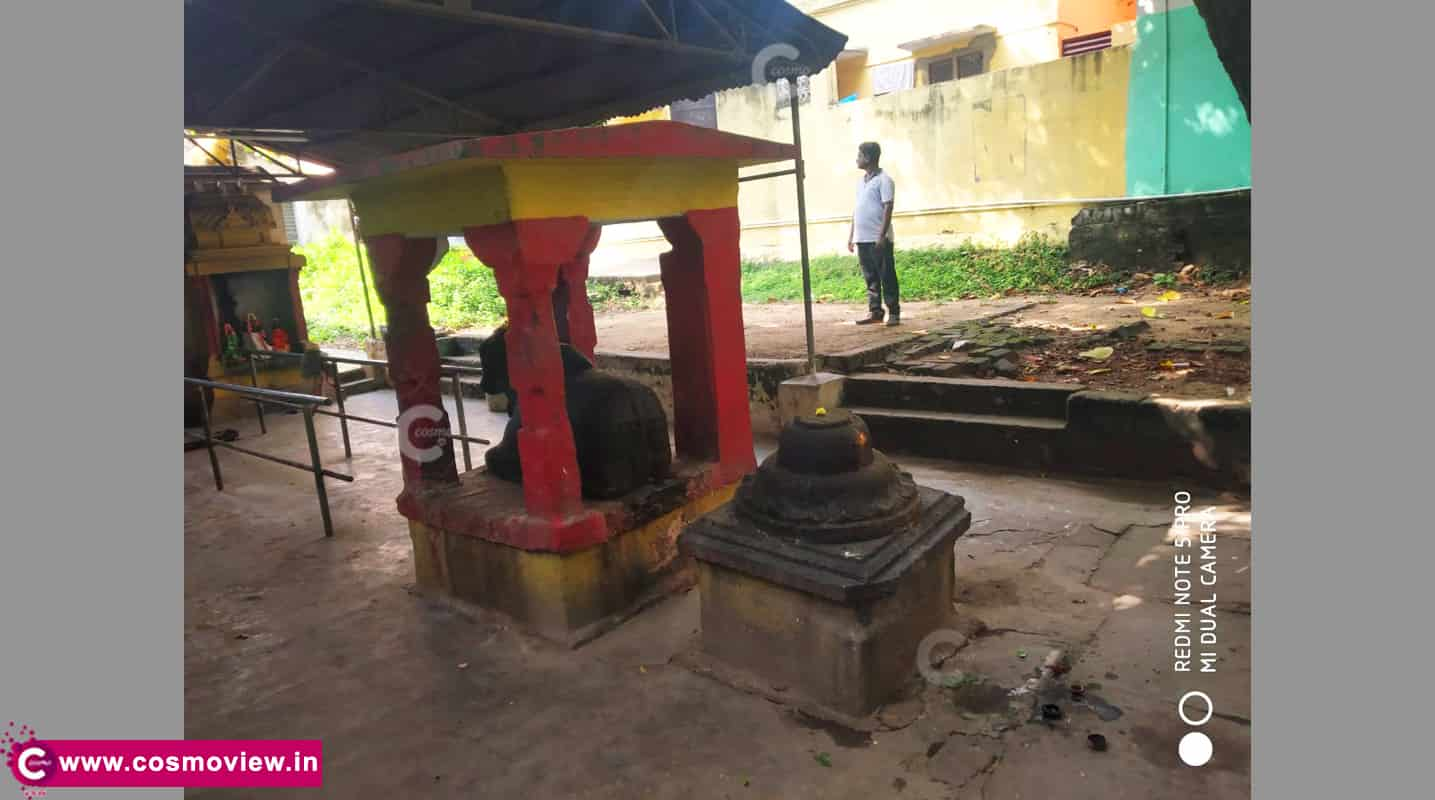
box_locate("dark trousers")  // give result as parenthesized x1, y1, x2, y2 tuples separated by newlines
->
(857, 239, 899, 317)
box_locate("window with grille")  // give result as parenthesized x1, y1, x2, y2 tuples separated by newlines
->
(924, 48, 985, 86)
(1062, 30, 1114, 57)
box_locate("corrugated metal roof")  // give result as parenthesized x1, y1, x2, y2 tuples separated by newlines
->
(185, 0, 847, 168)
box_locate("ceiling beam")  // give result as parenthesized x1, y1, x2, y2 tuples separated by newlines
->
(205, 42, 297, 122)
(637, 0, 675, 39)
(690, 0, 740, 50)
(236, 139, 305, 176)
(235, 27, 496, 133)
(361, 0, 748, 62)
(189, 0, 507, 129)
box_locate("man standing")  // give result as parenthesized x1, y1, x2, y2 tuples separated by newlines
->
(848, 141, 900, 326)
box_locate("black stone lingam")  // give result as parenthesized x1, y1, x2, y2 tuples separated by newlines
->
(734, 409, 920, 544)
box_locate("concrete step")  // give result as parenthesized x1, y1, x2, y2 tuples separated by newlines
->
(843, 374, 1082, 421)
(848, 406, 1066, 470)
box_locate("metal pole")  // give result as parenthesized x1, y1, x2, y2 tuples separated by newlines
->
(330, 359, 352, 460)
(739, 167, 798, 183)
(348, 199, 379, 341)
(197, 386, 223, 491)
(302, 407, 334, 538)
(789, 86, 818, 375)
(247, 354, 267, 434)
(451, 373, 472, 471)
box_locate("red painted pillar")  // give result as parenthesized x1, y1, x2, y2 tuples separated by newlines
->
(366, 234, 460, 491)
(657, 217, 715, 462)
(658, 207, 756, 482)
(465, 217, 592, 519)
(557, 224, 603, 360)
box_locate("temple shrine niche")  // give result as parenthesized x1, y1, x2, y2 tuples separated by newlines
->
(185, 166, 309, 427)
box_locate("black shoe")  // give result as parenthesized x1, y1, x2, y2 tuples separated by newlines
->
(856, 314, 884, 325)
(886, 315, 901, 327)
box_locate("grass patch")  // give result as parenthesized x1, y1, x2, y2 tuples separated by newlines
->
(296, 231, 662, 345)
(297, 230, 1093, 345)
(741, 234, 1092, 304)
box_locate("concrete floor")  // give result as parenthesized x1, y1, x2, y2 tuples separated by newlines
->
(186, 389, 1251, 799)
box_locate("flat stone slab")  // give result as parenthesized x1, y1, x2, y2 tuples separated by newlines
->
(1068, 598, 1252, 720)
(1089, 509, 1251, 612)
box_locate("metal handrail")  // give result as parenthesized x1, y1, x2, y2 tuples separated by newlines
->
(184, 377, 348, 537)
(240, 347, 490, 470)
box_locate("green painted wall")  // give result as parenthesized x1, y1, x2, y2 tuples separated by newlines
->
(1126, 3, 1250, 196)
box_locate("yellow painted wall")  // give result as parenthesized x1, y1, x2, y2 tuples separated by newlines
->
(607, 106, 671, 125)
(596, 45, 1131, 263)
(796, 0, 1061, 91)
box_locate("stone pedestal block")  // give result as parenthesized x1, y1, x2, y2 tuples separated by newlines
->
(777, 372, 846, 427)
(684, 486, 970, 718)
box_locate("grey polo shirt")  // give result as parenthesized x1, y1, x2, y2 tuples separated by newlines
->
(852, 168, 895, 243)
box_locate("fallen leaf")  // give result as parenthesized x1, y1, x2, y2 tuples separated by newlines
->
(815, 753, 833, 768)
(1021, 376, 1039, 382)
(639, 666, 647, 674)
(1213, 311, 1235, 319)
(1078, 346, 1114, 361)
(1141, 307, 1160, 318)
(1159, 360, 1176, 370)
(1158, 290, 1183, 302)
(1087, 368, 1112, 375)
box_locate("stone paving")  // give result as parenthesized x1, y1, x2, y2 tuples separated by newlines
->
(186, 389, 1250, 799)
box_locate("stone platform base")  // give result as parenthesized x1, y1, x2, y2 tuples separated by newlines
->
(407, 481, 737, 647)
(693, 533, 957, 719)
